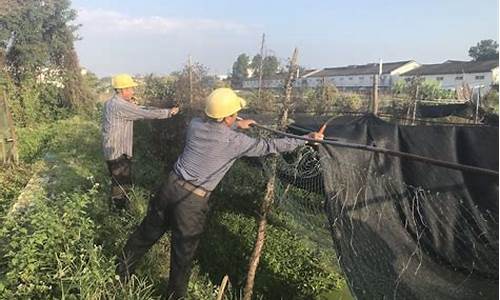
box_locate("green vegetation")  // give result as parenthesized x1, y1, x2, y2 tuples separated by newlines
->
(392, 78, 455, 100)
(1, 0, 95, 126)
(232, 53, 251, 88)
(0, 112, 347, 299)
(483, 90, 499, 114)
(231, 52, 281, 88)
(469, 39, 499, 61)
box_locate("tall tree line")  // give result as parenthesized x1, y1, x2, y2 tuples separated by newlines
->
(0, 0, 92, 125)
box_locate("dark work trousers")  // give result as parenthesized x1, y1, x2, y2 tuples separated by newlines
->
(106, 154, 132, 210)
(118, 172, 210, 300)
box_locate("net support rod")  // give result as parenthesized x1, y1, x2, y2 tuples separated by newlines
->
(250, 122, 499, 177)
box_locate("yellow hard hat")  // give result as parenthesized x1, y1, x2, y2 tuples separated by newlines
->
(205, 88, 247, 119)
(111, 74, 138, 89)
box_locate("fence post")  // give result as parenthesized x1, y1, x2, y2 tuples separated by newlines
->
(371, 74, 379, 115)
(411, 86, 419, 125)
(474, 87, 481, 124)
(0, 89, 18, 164)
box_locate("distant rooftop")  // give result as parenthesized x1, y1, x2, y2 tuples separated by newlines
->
(307, 60, 414, 77)
(246, 69, 318, 81)
(403, 59, 499, 76)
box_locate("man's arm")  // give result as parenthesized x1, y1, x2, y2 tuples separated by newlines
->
(231, 119, 324, 158)
(114, 100, 178, 120)
(233, 133, 306, 158)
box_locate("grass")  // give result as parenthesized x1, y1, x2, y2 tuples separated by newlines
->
(0, 115, 347, 299)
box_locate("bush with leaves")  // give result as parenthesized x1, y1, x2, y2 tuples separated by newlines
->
(392, 77, 456, 100)
(483, 90, 499, 114)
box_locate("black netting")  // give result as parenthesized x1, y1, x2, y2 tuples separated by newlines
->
(268, 114, 498, 300)
(416, 103, 471, 118)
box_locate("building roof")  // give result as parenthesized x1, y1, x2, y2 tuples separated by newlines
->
(244, 69, 319, 81)
(306, 60, 414, 77)
(403, 59, 499, 76)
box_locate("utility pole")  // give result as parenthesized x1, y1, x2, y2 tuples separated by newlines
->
(243, 47, 299, 300)
(257, 33, 265, 102)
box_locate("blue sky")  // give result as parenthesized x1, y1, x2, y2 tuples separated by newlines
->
(72, 0, 499, 77)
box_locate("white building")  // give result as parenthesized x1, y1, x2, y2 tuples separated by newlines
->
(302, 60, 420, 90)
(400, 60, 499, 93)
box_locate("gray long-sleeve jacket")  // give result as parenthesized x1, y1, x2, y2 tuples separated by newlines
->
(102, 95, 173, 160)
(174, 117, 306, 191)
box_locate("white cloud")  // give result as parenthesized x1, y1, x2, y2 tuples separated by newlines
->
(76, 8, 253, 35)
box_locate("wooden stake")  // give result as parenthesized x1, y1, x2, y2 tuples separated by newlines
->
(475, 87, 481, 124)
(216, 275, 230, 300)
(411, 86, 419, 125)
(1, 90, 18, 164)
(243, 47, 298, 300)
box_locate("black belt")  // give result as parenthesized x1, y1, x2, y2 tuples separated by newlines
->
(171, 172, 211, 198)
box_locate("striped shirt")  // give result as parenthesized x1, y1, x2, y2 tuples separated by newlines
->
(102, 95, 173, 160)
(174, 117, 306, 191)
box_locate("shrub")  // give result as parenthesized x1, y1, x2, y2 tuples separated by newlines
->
(483, 90, 499, 113)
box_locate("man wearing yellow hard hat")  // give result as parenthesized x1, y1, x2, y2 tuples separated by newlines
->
(118, 87, 323, 299)
(102, 73, 179, 210)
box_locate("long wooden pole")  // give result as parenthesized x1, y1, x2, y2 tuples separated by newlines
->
(411, 85, 419, 125)
(474, 87, 481, 124)
(243, 47, 299, 300)
(250, 121, 499, 177)
(257, 33, 265, 102)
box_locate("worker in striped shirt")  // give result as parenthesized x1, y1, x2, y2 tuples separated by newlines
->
(118, 88, 323, 299)
(102, 74, 179, 210)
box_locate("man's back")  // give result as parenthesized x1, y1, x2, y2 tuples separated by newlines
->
(174, 117, 304, 191)
(102, 95, 172, 160)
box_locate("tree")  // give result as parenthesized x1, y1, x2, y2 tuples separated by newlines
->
(250, 54, 280, 77)
(468, 39, 499, 61)
(135, 74, 176, 108)
(250, 54, 262, 71)
(262, 56, 279, 77)
(0, 0, 91, 117)
(231, 53, 249, 88)
(392, 79, 407, 96)
(313, 81, 338, 114)
(0, 1, 79, 80)
(173, 61, 211, 111)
